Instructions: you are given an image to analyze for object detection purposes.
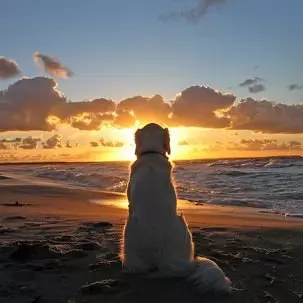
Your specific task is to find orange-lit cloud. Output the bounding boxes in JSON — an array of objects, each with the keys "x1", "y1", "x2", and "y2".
[
  {"x1": 99, "y1": 138, "x2": 124, "y2": 147},
  {"x1": 43, "y1": 134, "x2": 62, "y2": 149},
  {"x1": 0, "y1": 77, "x2": 66, "y2": 131},
  {"x1": 0, "y1": 57, "x2": 20, "y2": 79},
  {"x1": 171, "y1": 85, "x2": 235, "y2": 128},
  {"x1": 34, "y1": 52, "x2": 73, "y2": 78},
  {"x1": 115, "y1": 94, "x2": 171, "y2": 126}
]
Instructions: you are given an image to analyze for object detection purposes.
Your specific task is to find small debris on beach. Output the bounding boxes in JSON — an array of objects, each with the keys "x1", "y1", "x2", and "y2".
[
  {"x1": 0, "y1": 201, "x2": 31, "y2": 207},
  {"x1": 81, "y1": 279, "x2": 124, "y2": 295},
  {"x1": 3, "y1": 215, "x2": 27, "y2": 221}
]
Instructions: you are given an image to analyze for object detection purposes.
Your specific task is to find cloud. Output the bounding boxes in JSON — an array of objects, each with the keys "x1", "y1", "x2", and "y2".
[
  {"x1": 0, "y1": 137, "x2": 22, "y2": 143},
  {"x1": 160, "y1": 0, "x2": 226, "y2": 23},
  {"x1": 0, "y1": 77, "x2": 66, "y2": 132},
  {"x1": 34, "y1": 52, "x2": 73, "y2": 79},
  {"x1": 248, "y1": 84, "x2": 266, "y2": 94},
  {"x1": 239, "y1": 77, "x2": 266, "y2": 94},
  {"x1": 288, "y1": 84, "x2": 303, "y2": 91},
  {"x1": 57, "y1": 99, "x2": 116, "y2": 130},
  {"x1": 115, "y1": 94, "x2": 171, "y2": 127},
  {"x1": 113, "y1": 109, "x2": 136, "y2": 128},
  {"x1": 227, "y1": 98, "x2": 303, "y2": 133},
  {"x1": 239, "y1": 77, "x2": 263, "y2": 87},
  {"x1": 178, "y1": 140, "x2": 190, "y2": 146},
  {"x1": 99, "y1": 138, "x2": 124, "y2": 147},
  {"x1": 19, "y1": 136, "x2": 41, "y2": 149},
  {"x1": 0, "y1": 77, "x2": 116, "y2": 132},
  {"x1": 66, "y1": 141, "x2": 73, "y2": 148},
  {"x1": 90, "y1": 141, "x2": 99, "y2": 147},
  {"x1": 43, "y1": 134, "x2": 62, "y2": 149},
  {"x1": 227, "y1": 139, "x2": 302, "y2": 151},
  {"x1": 0, "y1": 57, "x2": 20, "y2": 79},
  {"x1": 171, "y1": 85, "x2": 235, "y2": 128},
  {"x1": 57, "y1": 98, "x2": 115, "y2": 119},
  {"x1": 69, "y1": 113, "x2": 114, "y2": 131}
]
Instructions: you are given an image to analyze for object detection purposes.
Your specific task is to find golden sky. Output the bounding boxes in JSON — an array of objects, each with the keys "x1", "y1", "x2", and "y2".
[
  {"x1": 1, "y1": 125, "x2": 302, "y2": 163},
  {"x1": 0, "y1": 77, "x2": 302, "y2": 162}
]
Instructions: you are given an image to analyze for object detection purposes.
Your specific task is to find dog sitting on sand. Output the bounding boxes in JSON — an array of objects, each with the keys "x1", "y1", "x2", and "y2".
[{"x1": 121, "y1": 123, "x2": 231, "y2": 294}]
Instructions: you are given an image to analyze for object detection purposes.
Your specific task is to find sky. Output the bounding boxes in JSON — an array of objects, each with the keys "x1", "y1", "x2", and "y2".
[{"x1": 1, "y1": 0, "x2": 303, "y2": 162}]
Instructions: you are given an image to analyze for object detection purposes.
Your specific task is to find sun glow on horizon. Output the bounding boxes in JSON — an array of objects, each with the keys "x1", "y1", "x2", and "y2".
[
  {"x1": 118, "y1": 126, "x2": 193, "y2": 161},
  {"x1": 1, "y1": 125, "x2": 302, "y2": 163},
  {"x1": 93, "y1": 126, "x2": 194, "y2": 162}
]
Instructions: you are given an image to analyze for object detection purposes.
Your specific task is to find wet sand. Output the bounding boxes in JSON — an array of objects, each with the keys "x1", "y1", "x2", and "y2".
[{"x1": 1, "y1": 181, "x2": 303, "y2": 303}]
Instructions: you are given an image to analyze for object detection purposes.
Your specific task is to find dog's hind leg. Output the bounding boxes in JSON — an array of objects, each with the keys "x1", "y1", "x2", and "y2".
[
  {"x1": 122, "y1": 256, "x2": 151, "y2": 274},
  {"x1": 121, "y1": 218, "x2": 152, "y2": 274}
]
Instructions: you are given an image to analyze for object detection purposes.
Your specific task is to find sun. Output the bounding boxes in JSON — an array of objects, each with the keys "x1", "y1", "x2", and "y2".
[
  {"x1": 114, "y1": 126, "x2": 189, "y2": 161},
  {"x1": 116, "y1": 128, "x2": 137, "y2": 161}
]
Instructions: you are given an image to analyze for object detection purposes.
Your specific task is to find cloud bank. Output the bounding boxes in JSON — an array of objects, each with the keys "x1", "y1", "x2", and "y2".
[
  {"x1": 0, "y1": 77, "x2": 303, "y2": 134},
  {"x1": 0, "y1": 57, "x2": 20, "y2": 79}
]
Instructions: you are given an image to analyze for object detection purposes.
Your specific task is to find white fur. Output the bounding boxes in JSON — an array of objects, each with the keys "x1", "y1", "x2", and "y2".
[{"x1": 121, "y1": 123, "x2": 231, "y2": 294}]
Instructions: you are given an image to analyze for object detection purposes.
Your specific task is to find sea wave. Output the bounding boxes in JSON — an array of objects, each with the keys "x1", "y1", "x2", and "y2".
[
  {"x1": 211, "y1": 170, "x2": 252, "y2": 177},
  {"x1": 33, "y1": 166, "x2": 128, "y2": 192}
]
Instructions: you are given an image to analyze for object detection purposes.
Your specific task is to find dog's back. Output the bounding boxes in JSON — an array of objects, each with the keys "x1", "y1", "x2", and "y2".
[{"x1": 128, "y1": 154, "x2": 177, "y2": 223}]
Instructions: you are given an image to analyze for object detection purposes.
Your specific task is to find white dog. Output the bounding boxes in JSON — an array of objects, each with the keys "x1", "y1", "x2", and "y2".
[{"x1": 121, "y1": 123, "x2": 231, "y2": 294}]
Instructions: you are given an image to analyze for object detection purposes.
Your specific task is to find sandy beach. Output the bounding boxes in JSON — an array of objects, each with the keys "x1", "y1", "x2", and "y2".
[{"x1": 1, "y1": 178, "x2": 303, "y2": 303}]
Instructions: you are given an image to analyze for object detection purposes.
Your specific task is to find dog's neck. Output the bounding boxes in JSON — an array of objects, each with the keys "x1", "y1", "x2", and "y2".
[{"x1": 137, "y1": 150, "x2": 168, "y2": 159}]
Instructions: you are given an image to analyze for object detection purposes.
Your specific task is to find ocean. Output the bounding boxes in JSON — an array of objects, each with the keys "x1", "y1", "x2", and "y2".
[{"x1": 1, "y1": 156, "x2": 302, "y2": 215}]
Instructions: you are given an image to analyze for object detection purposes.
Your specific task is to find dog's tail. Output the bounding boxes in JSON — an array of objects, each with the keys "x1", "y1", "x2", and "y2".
[
  {"x1": 149, "y1": 257, "x2": 231, "y2": 294},
  {"x1": 186, "y1": 257, "x2": 232, "y2": 294}
]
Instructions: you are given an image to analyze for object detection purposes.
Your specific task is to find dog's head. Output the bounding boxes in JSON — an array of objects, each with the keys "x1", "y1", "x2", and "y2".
[{"x1": 134, "y1": 123, "x2": 171, "y2": 157}]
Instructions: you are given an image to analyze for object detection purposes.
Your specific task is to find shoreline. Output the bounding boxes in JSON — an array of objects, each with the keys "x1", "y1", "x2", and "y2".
[
  {"x1": 1, "y1": 182, "x2": 303, "y2": 229},
  {"x1": 0, "y1": 154, "x2": 301, "y2": 165}
]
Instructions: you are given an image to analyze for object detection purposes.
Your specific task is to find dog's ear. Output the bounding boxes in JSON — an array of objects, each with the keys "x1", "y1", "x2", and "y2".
[
  {"x1": 164, "y1": 128, "x2": 171, "y2": 155},
  {"x1": 134, "y1": 129, "x2": 141, "y2": 156}
]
